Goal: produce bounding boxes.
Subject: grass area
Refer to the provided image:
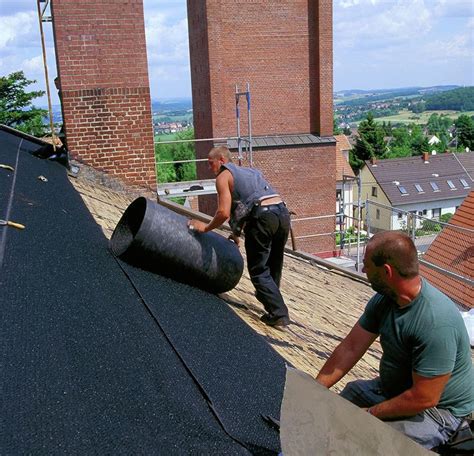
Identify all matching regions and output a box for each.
[154,133,179,142]
[375,109,474,125]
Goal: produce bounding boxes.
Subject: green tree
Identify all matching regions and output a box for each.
[333,117,342,135]
[386,125,411,158]
[410,124,429,155]
[350,112,386,171]
[455,114,474,150]
[0,71,47,136]
[155,128,196,184]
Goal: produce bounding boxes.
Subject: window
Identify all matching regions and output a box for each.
[398,185,408,195]
[376,209,380,220]
[397,212,403,220]
[414,184,424,193]
[460,178,470,188]
[430,182,440,191]
[447,180,456,189]
[432,208,441,219]
[371,186,378,197]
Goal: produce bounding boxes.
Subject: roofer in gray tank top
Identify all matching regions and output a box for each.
[188,146,291,327]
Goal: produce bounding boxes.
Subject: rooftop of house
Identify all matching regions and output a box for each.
[0,125,379,453]
[420,190,474,310]
[364,152,474,206]
[2,125,472,453]
[334,134,355,181]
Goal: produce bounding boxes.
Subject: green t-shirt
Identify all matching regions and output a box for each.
[359,279,474,417]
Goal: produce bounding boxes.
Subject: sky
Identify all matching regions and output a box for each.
[0,0,473,106]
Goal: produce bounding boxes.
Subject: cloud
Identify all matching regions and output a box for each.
[0,11,36,50]
[434,0,474,18]
[143,1,191,97]
[335,0,434,50]
[22,55,46,73]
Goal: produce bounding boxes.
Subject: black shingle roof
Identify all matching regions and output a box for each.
[0,126,283,454]
[364,152,473,206]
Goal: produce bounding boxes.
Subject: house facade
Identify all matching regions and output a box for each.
[334,135,355,230]
[356,152,474,232]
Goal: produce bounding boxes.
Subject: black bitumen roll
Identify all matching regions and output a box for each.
[110,197,244,294]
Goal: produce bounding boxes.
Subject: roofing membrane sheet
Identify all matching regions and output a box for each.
[0,127,282,454]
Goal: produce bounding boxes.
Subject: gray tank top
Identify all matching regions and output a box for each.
[221,162,277,210]
[221,162,278,235]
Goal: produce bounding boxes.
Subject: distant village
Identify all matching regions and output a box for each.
[153,119,193,136]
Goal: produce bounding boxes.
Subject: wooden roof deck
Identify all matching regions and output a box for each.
[70,174,381,391]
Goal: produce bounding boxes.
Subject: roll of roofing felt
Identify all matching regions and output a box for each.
[110,197,244,294]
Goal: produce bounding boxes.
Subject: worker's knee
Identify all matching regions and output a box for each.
[340,378,386,408]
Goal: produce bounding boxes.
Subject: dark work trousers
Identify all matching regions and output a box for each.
[244,203,291,318]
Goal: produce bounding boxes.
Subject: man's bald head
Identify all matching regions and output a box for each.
[366,231,419,279]
[208,146,232,162]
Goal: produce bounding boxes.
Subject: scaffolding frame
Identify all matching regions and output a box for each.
[235,83,253,167]
[155,84,254,196]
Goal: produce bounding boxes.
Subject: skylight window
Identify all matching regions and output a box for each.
[430,182,440,191]
[398,185,408,195]
[414,184,424,193]
[447,180,456,189]
[460,178,470,188]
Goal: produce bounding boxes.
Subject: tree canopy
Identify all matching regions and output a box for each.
[455,115,474,151]
[425,87,474,111]
[155,129,196,184]
[0,71,48,136]
[349,112,387,171]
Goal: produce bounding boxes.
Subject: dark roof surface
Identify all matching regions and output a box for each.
[226,134,335,150]
[0,126,283,454]
[365,152,473,206]
[457,152,474,180]
[420,190,474,309]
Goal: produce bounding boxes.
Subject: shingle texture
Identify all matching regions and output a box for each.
[0,127,283,454]
[420,191,474,309]
[365,152,473,206]
[334,134,355,181]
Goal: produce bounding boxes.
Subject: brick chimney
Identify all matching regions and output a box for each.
[423,152,429,163]
[51,0,156,190]
[187,0,336,255]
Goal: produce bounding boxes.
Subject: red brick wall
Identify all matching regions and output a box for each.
[187,0,335,254]
[51,0,156,189]
[188,0,333,138]
[250,145,336,255]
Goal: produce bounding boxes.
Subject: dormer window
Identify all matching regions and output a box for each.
[430,182,440,192]
[414,184,424,193]
[447,180,456,190]
[460,178,470,189]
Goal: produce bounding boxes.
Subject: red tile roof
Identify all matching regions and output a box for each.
[420,190,474,309]
[334,134,355,181]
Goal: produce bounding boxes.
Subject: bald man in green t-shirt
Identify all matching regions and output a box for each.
[316,231,473,450]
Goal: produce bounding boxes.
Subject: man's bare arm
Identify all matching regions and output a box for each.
[188,171,232,233]
[367,371,451,419]
[316,323,378,388]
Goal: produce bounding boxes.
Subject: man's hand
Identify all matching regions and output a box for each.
[188,219,208,233]
[228,233,240,247]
